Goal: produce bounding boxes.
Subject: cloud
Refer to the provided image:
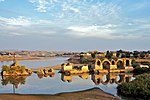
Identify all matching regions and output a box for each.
[29,0,47,12]
[67,25,141,39]
[0,16,62,37]
[29,0,58,12]
[29,0,121,24]
[0,14,150,39]
[9,32,23,36]
[0,16,31,26]
[62,2,80,13]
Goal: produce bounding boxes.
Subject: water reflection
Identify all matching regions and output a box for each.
[61,73,89,83]
[1,75,28,88]
[91,73,133,85]
[0,72,134,96]
[0,72,133,88]
[36,73,55,79]
[60,72,133,85]
[61,73,72,82]
[1,75,29,93]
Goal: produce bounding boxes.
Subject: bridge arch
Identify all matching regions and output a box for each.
[111,59,116,65]
[96,59,101,66]
[116,59,124,69]
[126,59,130,66]
[101,59,111,69]
[94,59,103,70]
[123,58,132,67]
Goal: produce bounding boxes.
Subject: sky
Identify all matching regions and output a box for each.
[0,0,150,52]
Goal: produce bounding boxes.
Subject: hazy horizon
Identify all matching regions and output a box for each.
[0,0,150,51]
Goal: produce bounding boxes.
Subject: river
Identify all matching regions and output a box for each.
[0,57,134,98]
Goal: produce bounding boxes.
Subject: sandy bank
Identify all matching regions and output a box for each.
[0,88,119,100]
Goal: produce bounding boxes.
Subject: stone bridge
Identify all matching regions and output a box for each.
[93,58,133,70]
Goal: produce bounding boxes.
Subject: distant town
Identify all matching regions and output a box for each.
[0,50,77,61]
[0,50,150,58]
[0,49,150,67]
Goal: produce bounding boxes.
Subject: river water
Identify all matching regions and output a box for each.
[0,57,134,97]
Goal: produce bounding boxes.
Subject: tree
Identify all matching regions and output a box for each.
[80,57,89,64]
[140,52,145,58]
[117,49,123,53]
[121,54,126,58]
[131,60,139,68]
[125,52,130,58]
[91,53,96,58]
[105,51,113,59]
[116,52,120,57]
[133,51,139,58]
[80,55,84,59]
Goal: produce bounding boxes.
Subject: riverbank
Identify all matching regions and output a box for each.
[0,56,48,61]
[0,87,119,100]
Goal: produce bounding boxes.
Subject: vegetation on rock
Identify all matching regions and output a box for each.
[1,65,31,76]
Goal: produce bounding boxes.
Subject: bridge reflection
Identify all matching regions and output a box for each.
[1,72,133,91]
[92,73,133,85]
[61,73,133,85]
[61,73,89,83]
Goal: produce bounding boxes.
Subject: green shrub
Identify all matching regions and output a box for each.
[131,60,139,68]
[141,61,150,66]
[133,67,150,75]
[2,65,10,72]
[117,74,150,99]
[80,57,90,64]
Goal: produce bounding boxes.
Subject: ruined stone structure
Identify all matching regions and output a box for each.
[61,63,73,72]
[79,65,89,73]
[60,63,89,74]
[93,58,133,71]
[60,58,133,74]
[37,68,55,77]
[1,55,32,76]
